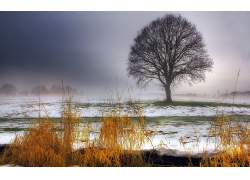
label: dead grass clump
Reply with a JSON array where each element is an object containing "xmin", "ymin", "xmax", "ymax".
[
  {"xmin": 0, "ymin": 94, "xmax": 82, "ymax": 167},
  {"xmin": 0, "ymin": 118, "xmax": 66, "ymax": 166},
  {"xmin": 0, "ymin": 91, "xmax": 157, "ymax": 166},
  {"xmin": 200, "ymin": 115, "xmax": 250, "ymax": 167},
  {"xmin": 78, "ymin": 106, "xmax": 155, "ymax": 167}
]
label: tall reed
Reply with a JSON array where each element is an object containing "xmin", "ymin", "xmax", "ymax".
[
  {"xmin": 0, "ymin": 92, "xmax": 81, "ymax": 166},
  {"xmin": 0, "ymin": 86, "xmax": 156, "ymax": 166},
  {"xmin": 199, "ymin": 114, "xmax": 250, "ymax": 167}
]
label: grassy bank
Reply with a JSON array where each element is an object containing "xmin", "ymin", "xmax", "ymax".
[{"xmin": 153, "ymin": 100, "xmax": 250, "ymax": 107}]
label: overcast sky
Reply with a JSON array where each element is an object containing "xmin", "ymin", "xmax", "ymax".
[{"xmin": 1, "ymin": 11, "xmax": 250, "ymax": 99}]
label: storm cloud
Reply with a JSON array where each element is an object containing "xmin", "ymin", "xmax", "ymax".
[{"xmin": 1, "ymin": 11, "xmax": 250, "ymax": 98}]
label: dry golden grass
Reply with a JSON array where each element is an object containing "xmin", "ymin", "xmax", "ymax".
[
  {"xmin": 2, "ymin": 97, "xmax": 250, "ymax": 167},
  {"xmin": 199, "ymin": 115, "xmax": 250, "ymax": 167},
  {"xmin": 0, "ymin": 119, "xmax": 67, "ymax": 166},
  {"xmin": 2, "ymin": 77, "xmax": 250, "ymax": 166},
  {"xmin": 0, "ymin": 94, "xmax": 81, "ymax": 167},
  {"xmin": 74, "ymin": 103, "xmax": 156, "ymax": 167},
  {"xmin": 0, "ymin": 92, "xmax": 155, "ymax": 167}
]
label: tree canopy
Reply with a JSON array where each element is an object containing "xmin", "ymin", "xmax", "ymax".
[
  {"xmin": 127, "ymin": 13, "xmax": 213, "ymax": 102},
  {"xmin": 0, "ymin": 84, "xmax": 17, "ymax": 96}
]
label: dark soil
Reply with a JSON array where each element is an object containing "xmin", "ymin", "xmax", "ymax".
[
  {"xmin": 142, "ymin": 149, "xmax": 201, "ymax": 167},
  {"xmin": 0, "ymin": 144, "xmax": 202, "ymax": 167}
]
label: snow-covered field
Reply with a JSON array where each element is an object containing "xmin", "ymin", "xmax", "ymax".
[
  {"xmin": 1, "ymin": 95, "xmax": 250, "ymax": 118},
  {"xmin": 1, "ymin": 95, "xmax": 250, "ymax": 156}
]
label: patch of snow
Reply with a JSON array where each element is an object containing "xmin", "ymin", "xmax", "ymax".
[
  {"xmin": 1, "ymin": 96, "xmax": 250, "ymax": 118},
  {"xmin": 0, "ymin": 164, "xmax": 22, "ymax": 167},
  {"xmin": 1, "ymin": 96, "xmax": 250, "ymax": 156}
]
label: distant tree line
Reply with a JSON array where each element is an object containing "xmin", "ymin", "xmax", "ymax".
[
  {"xmin": 0, "ymin": 84, "xmax": 77, "ymax": 96},
  {"xmin": 0, "ymin": 84, "xmax": 17, "ymax": 96}
]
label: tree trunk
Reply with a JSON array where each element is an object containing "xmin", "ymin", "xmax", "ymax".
[{"xmin": 165, "ymin": 84, "xmax": 172, "ymax": 102}]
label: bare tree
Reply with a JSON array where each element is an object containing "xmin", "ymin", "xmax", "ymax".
[
  {"xmin": 0, "ymin": 84, "xmax": 17, "ymax": 96},
  {"xmin": 50, "ymin": 84, "xmax": 77, "ymax": 95},
  {"xmin": 127, "ymin": 13, "xmax": 213, "ymax": 102},
  {"xmin": 30, "ymin": 85, "xmax": 49, "ymax": 96}
]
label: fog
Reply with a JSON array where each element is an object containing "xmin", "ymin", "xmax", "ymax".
[{"xmin": 1, "ymin": 11, "xmax": 250, "ymax": 100}]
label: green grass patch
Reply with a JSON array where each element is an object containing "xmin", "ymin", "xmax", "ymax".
[
  {"xmin": 2, "ymin": 127, "xmax": 27, "ymax": 132},
  {"xmin": 153, "ymin": 100, "xmax": 250, "ymax": 107},
  {"xmin": 157, "ymin": 130, "xmax": 178, "ymax": 135},
  {"xmin": 144, "ymin": 116, "xmax": 214, "ymax": 123}
]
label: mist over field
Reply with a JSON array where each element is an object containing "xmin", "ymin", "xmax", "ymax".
[
  {"xmin": 1, "ymin": 11, "xmax": 250, "ymax": 99},
  {"xmin": 2, "ymin": 9, "xmax": 250, "ymax": 168}
]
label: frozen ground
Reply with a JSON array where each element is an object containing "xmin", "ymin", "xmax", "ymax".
[
  {"xmin": 1, "ymin": 95, "xmax": 250, "ymax": 156},
  {"xmin": 1, "ymin": 95, "xmax": 250, "ymax": 118}
]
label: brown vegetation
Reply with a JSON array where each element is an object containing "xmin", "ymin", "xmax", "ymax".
[
  {"xmin": 1, "ymin": 86, "xmax": 250, "ymax": 166},
  {"xmin": 0, "ymin": 95, "xmax": 156, "ymax": 167}
]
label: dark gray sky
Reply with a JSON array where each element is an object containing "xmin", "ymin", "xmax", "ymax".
[{"xmin": 1, "ymin": 11, "xmax": 250, "ymax": 98}]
